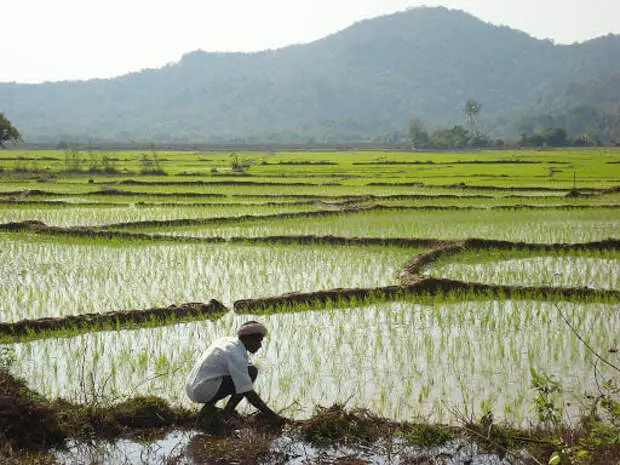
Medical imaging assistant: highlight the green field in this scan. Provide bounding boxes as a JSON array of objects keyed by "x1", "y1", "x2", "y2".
[{"x1": 0, "y1": 147, "x2": 618, "y2": 428}]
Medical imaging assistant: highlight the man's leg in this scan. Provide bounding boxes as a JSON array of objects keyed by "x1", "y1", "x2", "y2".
[
  {"x1": 196, "y1": 377, "x2": 236, "y2": 422},
  {"x1": 223, "y1": 365, "x2": 258, "y2": 414}
]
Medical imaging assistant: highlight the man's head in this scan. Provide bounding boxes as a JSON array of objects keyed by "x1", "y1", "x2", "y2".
[{"x1": 237, "y1": 321, "x2": 267, "y2": 354}]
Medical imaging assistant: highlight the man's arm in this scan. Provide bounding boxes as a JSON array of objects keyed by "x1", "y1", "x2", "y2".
[{"x1": 228, "y1": 390, "x2": 285, "y2": 423}]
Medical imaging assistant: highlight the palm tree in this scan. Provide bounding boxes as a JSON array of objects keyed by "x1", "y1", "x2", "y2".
[{"x1": 463, "y1": 99, "x2": 482, "y2": 138}]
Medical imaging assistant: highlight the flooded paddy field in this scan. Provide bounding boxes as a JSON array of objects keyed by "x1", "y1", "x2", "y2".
[
  {"x1": 0, "y1": 148, "x2": 618, "y2": 464},
  {"x1": 125, "y1": 206, "x2": 619, "y2": 243},
  {"x1": 0, "y1": 232, "x2": 421, "y2": 320},
  {"x1": 6, "y1": 298, "x2": 617, "y2": 426},
  {"x1": 0, "y1": 202, "x2": 327, "y2": 227},
  {"x1": 425, "y1": 248, "x2": 620, "y2": 289}
]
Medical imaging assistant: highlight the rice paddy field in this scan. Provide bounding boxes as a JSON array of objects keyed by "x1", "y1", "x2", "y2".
[{"x1": 0, "y1": 147, "x2": 618, "y2": 428}]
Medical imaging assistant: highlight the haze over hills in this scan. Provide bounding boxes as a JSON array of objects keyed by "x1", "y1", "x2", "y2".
[{"x1": 1, "y1": 6, "x2": 620, "y2": 144}]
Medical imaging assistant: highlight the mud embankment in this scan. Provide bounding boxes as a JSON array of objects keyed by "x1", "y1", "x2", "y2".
[
  {"x1": 235, "y1": 237, "x2": 619, "y2": 313},
  {"x1": 366, "y1": 182, "x2": 618, "y2": 193},
  {"x1": 234, "y1": 277, "x2": 619, "y2": 313},
  {"x1": 97, "y1": 206, "x2": 372, "y2": 229},
  {"x1": 0, "y1": 188, "x2": 227, "y2": 198},
  {"x1": 2, "y1": 221, "x2": 616, "y2": 253},
  {"x1": 353, "y1": 159, "x2": 570, "y2": 165},
  {"x1": 98, "y1": 203, "x2": 619, "y2": 230},
  {"x1": 4, "y1": 188, "x2": 616, "y2": 203},
  {"x1": 114, "y1": 179, "x2": 317, "y2": 186},
  {"x1": 2, "y1": 220, "x2": 617, "y2": 325},
  {"x1": 0, "y1": 300, "x2": 226, "y2": 338},
  {"x1": 0, "y1": 220, "x2": 229, "y2": 243}
]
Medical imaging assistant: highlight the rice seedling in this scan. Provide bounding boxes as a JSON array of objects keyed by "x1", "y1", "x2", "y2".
[
  {"x1": 1, "y1": 147, "x2": 618, "y2": 441},
  {"x1": 0, "y1": 231, "x2": 423, "y2": 321},
  {"x1": 133, "y1": 206, "x2": 619, "y2": 243},
  {"x1": 431, "y1": 256, "x2": 619, "y2": 289},
  {"x1": 0, "y1": 202, "x2": 323, "y2": 227}
]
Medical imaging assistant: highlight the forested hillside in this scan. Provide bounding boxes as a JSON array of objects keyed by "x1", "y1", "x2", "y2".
[
  {"x1": 1, "y1": 7, "x2": 619, "y2": 143},
  {"x1": 502, "y1": 70, "x2": 620, "y2": 142}
]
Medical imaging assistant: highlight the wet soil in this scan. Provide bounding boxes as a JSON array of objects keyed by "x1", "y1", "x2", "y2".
[
  {"x1": 234, "y1": 277, "x2": 619, "y2": 313},
  {"x1": 0, "y1": 300, "x2": 226, "y2": 338}
]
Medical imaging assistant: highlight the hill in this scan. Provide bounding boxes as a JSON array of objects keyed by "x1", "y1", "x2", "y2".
[
  {"x1": 1, "y1": 7, "x2": 620, "y2": 143},
  {"x1": 501, "y1": 69, "x2": 620, "y2": 142}
]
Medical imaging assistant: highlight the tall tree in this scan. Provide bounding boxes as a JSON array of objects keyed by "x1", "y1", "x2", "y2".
[
  {"x1": 0, "y1": 113, "x2": 22, "y2": 147},
  {"x1": 463, "y1": 99, "x2": 482, "y2": 138}
]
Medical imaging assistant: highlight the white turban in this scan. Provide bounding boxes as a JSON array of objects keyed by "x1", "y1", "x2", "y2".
[{"x1": 237, "y1": 321, "x2": 268, "y2": 338}]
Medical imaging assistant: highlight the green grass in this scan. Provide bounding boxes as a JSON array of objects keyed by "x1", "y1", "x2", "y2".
[{"x1": 2, "y1": 147, "x2": 619, "y2": 187}]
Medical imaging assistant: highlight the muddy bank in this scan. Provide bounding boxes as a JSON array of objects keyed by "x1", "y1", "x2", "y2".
[
  {"x1": 0, "y1": 188, "x2": 227, "y2": 198},
  {"x1": 234, "y1": 277, "x2": 619, "y2": 312},
  {"x1": 114, "y1": 179, "x2": 319, "y2": 186},
  {"x1": 401, "y1": 241, "x2": 467, "y2": 277},
  {"x1": 5, "y1": 189, "x2": 613, "y2": 203},
  {"x1": 135, "y1": 200, "x2": 321, "y2": 207},
  {"x1": 231, "y1": 235, "x2": 442, "y2": 247},
  {"x1": 2, "y1": 221, "x2": 616, "y2": 253},
  {"x1": 1, "y1": 381, "x2": 548, "y2": 465},
  {"x1": 98, "y1": 206, "x2": 368, "y2": 229},
  {"x1": 353, "y1": 159, "x2": 568, "y2": 165},
  {"x1": 0, "y1": 300, "x2": 226, "y2": 339},
  {"x1": 1, "y1": 364, "x2": 616, "y2": 464},
  {"x1": 366, "y1": 182, "x2": 615, "y2": 193},
  {"x1": 0, "y1": 220, "x2": 231, "y2": 243},
  {"x1": 0, "y1": 199, "x2": 125, "y2": 207},
  {"x1": 0, "y1": 189, "x2": 59, "y2": 197},
  {"x1": 88, "y1": 188, "x2": 227, "y2": 198},
  {"x1": 100, "y1": 203, "x2": 618, "y2": 230},
  {"x1": 0, "y1": 199, "x2": 328, "y2": 208},
  {"x1": 0, "y1": 368, "x2": 548, "y2": 465},
  {"x1": 0, "y1": 372, "x2": 64, "y2": 452}
]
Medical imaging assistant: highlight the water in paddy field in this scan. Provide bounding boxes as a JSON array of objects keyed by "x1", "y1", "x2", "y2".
[
  {"x1": 8, "y1": 300, "x2": 618, "y2": 428},
  {"x1": 427, "y1": 256, "x2": 620, "y2": 289},
  {"x1": 0, "y1": 236, "x2": 418, "y2": 320},
  {"x1": 54, "y1": 428, "x2": 529, "y2": 464}
]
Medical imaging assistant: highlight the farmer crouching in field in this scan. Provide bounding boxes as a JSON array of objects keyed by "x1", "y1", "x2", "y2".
[{"x1": 186, "y1": 321, "x2": 286, "y2": 427}]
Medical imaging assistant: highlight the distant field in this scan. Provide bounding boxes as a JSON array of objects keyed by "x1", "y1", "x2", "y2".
[
  {"x1": 1, "y1": 147, "x2": 619, "y2": 187},
  {"x1": 120, "y1": 207, "x2": 619, "y2": 243},
  {"x1": 0, "y1": 147, "x2": 618, "y2": 427}
]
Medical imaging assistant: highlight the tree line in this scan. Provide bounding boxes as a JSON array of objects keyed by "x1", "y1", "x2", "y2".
[
  {"x1": 0, "y1": 113, "x2": 22, "y2": 147},
  {"x1": 403, "y1": 100, "x2": 618, "y2": 149}
]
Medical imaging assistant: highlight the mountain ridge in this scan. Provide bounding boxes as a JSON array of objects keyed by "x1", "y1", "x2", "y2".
[{"x1": 2, "y1": 7, "x2": 619, "y2": 143}]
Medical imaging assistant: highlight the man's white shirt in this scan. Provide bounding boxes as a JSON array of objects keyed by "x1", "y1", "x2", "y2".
[{"x1": 186, "y1": 336, "x2": 254, "y2": 403}]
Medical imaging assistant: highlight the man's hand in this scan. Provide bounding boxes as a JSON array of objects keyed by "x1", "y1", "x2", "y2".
[
  {"x1": 265, "y1": 411, "x2": 287, "y2": 427},
  {"x1": 244, "y1": 390, "x2": 287, "y2": 427}
]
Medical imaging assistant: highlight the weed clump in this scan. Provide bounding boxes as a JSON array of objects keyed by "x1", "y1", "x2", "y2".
[
  {"x1": 53, "y1": 396, "x2": 193, "y2": 439},
  {"x1": 108, "y1": 396, "x2": 179, "y2": 428},
  {"x1": 399, "y1": 423, "x2": 458, "y2": 446},
  {"x1": 298, "y1": 404, "x2": 392, "y2": 445}
]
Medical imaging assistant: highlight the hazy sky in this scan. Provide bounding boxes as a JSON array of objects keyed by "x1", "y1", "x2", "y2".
[{"x1": 2, "y1": 0, "x2": 618, "y2": 84}]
